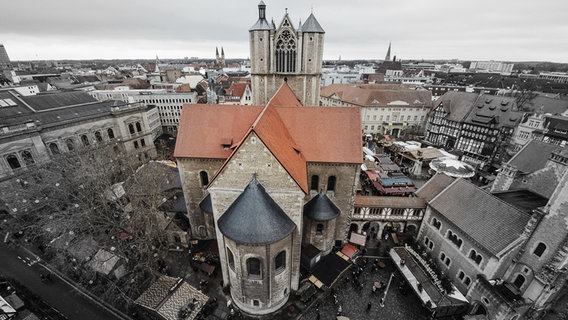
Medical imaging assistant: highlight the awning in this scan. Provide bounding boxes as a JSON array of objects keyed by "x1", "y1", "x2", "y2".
[{"x1": 341, "y1": 244, "x2": 358, "y2": 259}]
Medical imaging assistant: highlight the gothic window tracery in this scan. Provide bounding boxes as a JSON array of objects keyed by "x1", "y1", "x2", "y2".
[{"x1": 275, "y1": 30, "x2": 296, "y2": 73}]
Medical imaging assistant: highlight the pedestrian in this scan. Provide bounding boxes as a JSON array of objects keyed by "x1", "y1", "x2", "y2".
[{"x1": 366, "y1": 302, "x2": 372, "y2": 312}]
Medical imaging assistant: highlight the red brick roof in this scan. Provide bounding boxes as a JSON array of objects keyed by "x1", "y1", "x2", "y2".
[
  {"x1": 174, "y1": 83, "x2": 362, "y2": 193},
  {"x1": 226, "y1": 82, "x2": 249, "y2": 98}
]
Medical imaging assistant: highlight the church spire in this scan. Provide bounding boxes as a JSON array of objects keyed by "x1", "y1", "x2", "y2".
[{"x1": 385, "y1": 41, "x2": 391, "y2": 61}]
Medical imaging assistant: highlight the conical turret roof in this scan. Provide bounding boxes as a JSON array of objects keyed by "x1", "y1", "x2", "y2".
[
  {"x1": 303, "y1": 191, "x2": 340, "y2": 221},
  {"x1": 218, "y1": 179, "x2": 296, "y2": 245},
  {"x1": 300, "y1": 13, "x2": 325, "y2": 33}
]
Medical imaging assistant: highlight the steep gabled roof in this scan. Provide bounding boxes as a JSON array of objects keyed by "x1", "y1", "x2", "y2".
[
  {"x1": 301, "y1": 13, "x2": 325, "y2": 33},
  {"x1": 415, "y1": 173, "x2": 455, "y2": 203},
  {"x1": 508, "y1": 140, "x2": 559, "y2": 174},
  {"x1": 218, "y1": 179, "x2": 296, "y2": 245},
  {"x1": 430, "y1": 179, "x2": 530, "y2": 256}
]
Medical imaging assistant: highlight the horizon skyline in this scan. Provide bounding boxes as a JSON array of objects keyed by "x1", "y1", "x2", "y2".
[{"x1": 1, "y1": 1, "x2": 567, "y2": 64}]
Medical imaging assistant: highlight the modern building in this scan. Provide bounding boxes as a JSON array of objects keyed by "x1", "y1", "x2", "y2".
[
  {"x1": 0, "y1": 89, "x2": 157, "y2": 180},
  {"x1": 469, "y1": 61, "x2": 514, "y2": 75},
  {"x1": 87, "y1": 89, "x2": 197, "y2": 136},
  {"x1": 249, "y1": 2, "x2": 324, "y2": 106},
  {"x1": 174, "y1": 83, "x2": 361, "y2": 315},
  {"x1": 320, "y1": 83, "x2": 432, "y2": 139}
]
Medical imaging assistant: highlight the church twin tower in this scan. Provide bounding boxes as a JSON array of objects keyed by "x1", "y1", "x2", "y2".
[{"x1": 249, "y1": 1, "x2": 325, "y2": 106}]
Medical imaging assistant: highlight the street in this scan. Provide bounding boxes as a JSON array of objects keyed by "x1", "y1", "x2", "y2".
[{"x1": 0, "y1": 243, "x2": 128, "y2": 320}]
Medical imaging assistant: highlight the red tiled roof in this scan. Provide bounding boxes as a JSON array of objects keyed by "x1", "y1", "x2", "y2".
[
  {"x1": 175, "y1": 83, "x2": 191, "y2": 92},
  {"x1": 174, "y1": 83, "x2": 362, "y2": 193},
  {"x1": 226, "y1": 82, "x2": 249, "y2": 98}
]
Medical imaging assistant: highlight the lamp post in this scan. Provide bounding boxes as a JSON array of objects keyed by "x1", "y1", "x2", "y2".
[{"x1": 380, "y1": 272, "x2": 395, "y2": 307}]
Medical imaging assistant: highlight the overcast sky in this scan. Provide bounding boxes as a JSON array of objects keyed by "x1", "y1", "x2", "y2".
[{"x1": 1, "y1": 0, "x2": 567, "y2": 63}]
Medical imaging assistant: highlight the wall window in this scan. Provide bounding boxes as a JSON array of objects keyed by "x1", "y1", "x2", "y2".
[
  {"x1": 327, "y1": 176, "x2": 336, "y2": 192},
  {"x1": 275, "y1": 29, "x2": 297, "y2": 73},
  {"x1": 533, "y1": 242, "x2": 546, "y2": 257},
  {"x1": 199, "y1": 171, "x2": 209, "y2": 187},
  {"x1": 66, "y1": 138, "x2": 75, "y2": 151},
  {"x1": 513, "y1": 274, "x2": 525, "y2": 288},
  {"x1": 227, "y1": 248, "x2": 235, "y2": 271},
  {"x1": 107, "y1": 128, "x2": 115, "y2": 139},
  {"x1": 458, "y1": 271, "x2": 465, "y2": 281},
  {"x1": 95, "y1": 131, "x2": 103, "y2": 142},
  {"x1": 140, "y1": 138, "x2": 146, "y2": 147},
  {"x1": 464, "y1": 277, "x2": 471, "y2": 287},
  {"x1": 440, "y1": 252, "x2": 451, "y2": 267},
  {"x1": 81, "y1": 134, "x2": 90, "y2": 147},
  {"x1": 49, "y1": 143, "x2": 60, "y2": 155},
  {"x1": 316, "y1": 223, "x2": 324, "y2": 235},
  {"x1": 20, "y1": 150, "x2": 34, "y2": 165},
  {"x1": 133, "y1": 141, "x2": 139, "y2": 149},
  {"x1": 128, "y1": 123, "x2": 135, "y2": 134},
  {"x1": 447, "y1": 230, "x2": 463, "y2": 249},
  {"x1": 275, "y1": 251, "x2": 286, "y2": 272},
  {"x1": 469, "y1": 249, "x2": 483, "y2": 265},
  {"x1": 136, "y1": 121, "x2": 142, "y2": 132},
  {"x1": 310, "y1": 175, "x2": 319, "y2": 191},
  {"x1": 247, "y1": 258, "x2": 261, "y2": 278},
  {"x1": 431, "y1": 217, "x2": 441, "y2": 230},
  {"x1": 6, "y1": 154, "x2": 21, "y2": 169}
]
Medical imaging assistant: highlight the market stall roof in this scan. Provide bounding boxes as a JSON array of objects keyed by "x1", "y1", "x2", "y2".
[{"x1": 429, "y1": 157, "x2": 475, "y2": 178}]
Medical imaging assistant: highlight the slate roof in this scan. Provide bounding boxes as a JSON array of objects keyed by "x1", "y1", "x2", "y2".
[
  {"x1": 198, "y1": 194, "x2": 212, "y2": 214},
  {"x1": 0, "y1": 89, "x2": 131, "y2": 127},
  {"x1": 509, "y1": 165, "x2": 559, "y2": 199},
  {"x1": 303, "y1": 192, "x2": 340, "y2": 221},
  {"x1": 135, "y1": 276, "x2": 208, "y2": 320},
  {"x1": 465, "y1": 95, "x2": 522, "y2": 128},
  {"x1": 123, "y1": 161, "x2": 181, "y2": 196},
  {"x1": 300, "y1": 13, "x2": 325, "y2": 33},
  {"x1": 508, "y1": 140, "x2": 559, "y2": 173},
  {"x1": 321, "y1": 84, "x2": 431, "y2": 107},
  {"x1": 492, "y1": 189, "x2": 548, "y2": 213},
  {"x1": 520, "y1": 95, "x2": 568, "y2": 114},
  {"x1": 159, "y1": 193, "x2": 187, "y2": 213},
  {"x1": 432, "y1": 91, "x2": 478, "y2": 122},
  {"x1": 430, "y1": 179, "x2": 530, "y2": 256},
  {"x1": 218, "y1": 179, "x2": 296, "y2": 245}
]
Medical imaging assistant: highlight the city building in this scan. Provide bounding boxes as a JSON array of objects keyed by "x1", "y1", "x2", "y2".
[
  {"x1": 174, "y1": 83, "x2": 361, "y2": 315},
  {"x1": 417, "y1": 143, "x2": 568, "y2": 319},
  {"x1": 424, "y1": 92, "x2": 524, "y2": 170},
  {"x1": 249, "y1": 2, "x2": 324, "y2": 106},
  {"x1": 0, "y1": 89, "x2": 157, "y2": 180},
  {"x1": 320, "y1": 83, "x2": 432, "y2": 139},
  {"x1": 469, "y1": 61, "x2": 514, "y2": 75},
  {"x1": 87, "y1": 89, "x2": 197, "y2": 136}
]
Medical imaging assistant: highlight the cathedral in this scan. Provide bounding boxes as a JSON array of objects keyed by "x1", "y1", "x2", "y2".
[
  {"x1": 174, "y1": 83, "x2": 361, "y2": 315},
  {"x1": 249, "y1": 1, "x2": 325, "y2": 106},
  {"x1": 174, "y1": 3, "x2": 361, "y2": 315}
]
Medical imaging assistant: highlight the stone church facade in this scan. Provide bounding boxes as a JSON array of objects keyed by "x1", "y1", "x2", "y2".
[
  {"x1": 249, "y1": 1, "x2": 324, "y2": 106},
  {"x1": 174, "y1": 84, "x2": 361, "y2": 315}
]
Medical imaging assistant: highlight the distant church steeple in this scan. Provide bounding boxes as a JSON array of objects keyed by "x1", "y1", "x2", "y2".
[{"x1": 385, "y1": 41, "x2": 392, "y2": 61}]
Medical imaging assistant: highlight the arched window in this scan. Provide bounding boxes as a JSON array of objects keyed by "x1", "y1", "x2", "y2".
[
  {"x1": 247, "y1": 258, "x2": 261, "y2": 278},
  {"x1": 136, "y1": 121, "x2": 142, "y2": 132},
  {"x1": 49, "y1": 143, "x2": 60, "y2": 155},
  {"x1": 275, "y1": 251, "x2": 286, "y2": 272},
  {"x1": 513, "y1": 274, "x2": 525, "y2": 288},
  {"x1": 533, "y1": 242, "x2": 546, "y2": 257},
  {"x1": 469, "y1": 249, "x2": 483, "y2": 265},
  {"x1": 107, "y1": 128, "x2": 115, "y2": 139},
  {"x1": 227, "y1": 248, "x2": 235, "y2": 271},
  {"x1": 81, "y1": 134, "x2": 90, "y2": 146},
  {"x1": 20, "y1": 150, "x2": 34, "y2": 165},
  {"x1": 66, "y1": 138, "x2": 75, "y2": 151},
  {"x1": 310, "y1": 175, "x2": 319, "y2": 191},
  {"x1": 316, "y1": 223, "x2": 324, "y2": 235},
  {"x1": 6, "y1": 154, "x2": 21, "y2": 169},
  {"x1": 128, "y1": 123, "x2": 135, "y2": 134},
  {"x1": 199, "y1": 171, "x2": 209, "y2": 187},
  {"x1": 327, "y1": 176, "x2": 336, "y2": 192},
  {"x1": 275, "y1": 29, "x2": 297, "y2": 73},
  {"x1": 95, "y1": 131, "x2": 103, "y2": 142}
]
